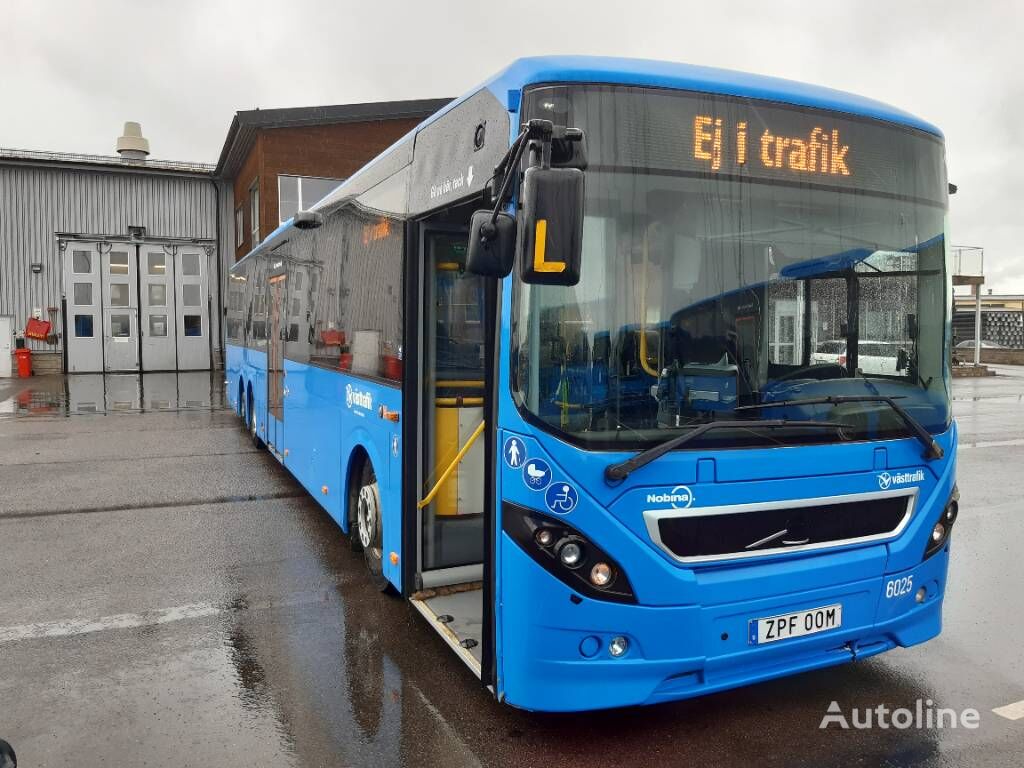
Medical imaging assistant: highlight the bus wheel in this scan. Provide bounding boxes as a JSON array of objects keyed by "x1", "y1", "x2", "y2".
[
  {"x1": 249, "y1": 401, "x2": 264, "y2": 450},
  {"x1": 355, "y1": 465, "x2": 388, "y2": 592}
]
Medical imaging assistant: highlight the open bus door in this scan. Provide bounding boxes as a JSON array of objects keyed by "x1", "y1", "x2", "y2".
[{"x1": 405, "y1": 219, "x2": 496, "y2": 685}]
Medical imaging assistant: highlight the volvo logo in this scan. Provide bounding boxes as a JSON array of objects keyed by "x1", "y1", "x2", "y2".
[
  {"x1": 745, "y1": 528, "x2": 812, "y2": 551},
  {"x1": 646, "y1": 485, "x2": 694, "y2": 509}
]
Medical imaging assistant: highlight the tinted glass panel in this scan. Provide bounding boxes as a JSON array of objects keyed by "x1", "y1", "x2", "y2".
[
  {"x1": 73, "y1": 250, "x2": 92, "y2": 274},
  {"x1": 149, "y1": 315, "x2": 168, "y2": 337},
  {"x1": 181, "y1": 253, "x2": 200, "y2": 276},
  {"x1": 73, "y1": 283, "x2": 92, "y2": 306},
  {"x1": 148, "y1": 284, "x2": 166, "y2": 306},
  {"x1": 74, "y1": 314, "x2": 94, "y2": 337},
  {"x1": 109, "y1": 251, "x2": 129, "y2": 275},
  {"x1": 182, "y1": 284, "x2": 200, "y2": 307},
  {"x1": 110, "y1": 314, "x2": 131, "y2": 337},
  {"x1": 109, "y1": 283, "x2": 129, "y2": 307},
  {"x1": 183, "y1": 315, "x2": 202, "y2": 337},
  {"x1": 147, "y1": 252, "x2": 165, "y2": 274}
]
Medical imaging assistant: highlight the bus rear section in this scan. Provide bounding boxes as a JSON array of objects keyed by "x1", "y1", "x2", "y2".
[{"x1": 490, "y1": 77, "x2": 955, "y2": 711}]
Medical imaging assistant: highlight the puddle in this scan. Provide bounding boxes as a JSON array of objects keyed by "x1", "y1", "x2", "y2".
[{"x1": 0, "y1": 372, "x2": 225, "y2": 418}]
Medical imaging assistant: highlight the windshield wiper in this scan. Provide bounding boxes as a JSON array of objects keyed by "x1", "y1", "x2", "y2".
[
  {"x1": 604, "y1": 419, "x2": 850, "y2": 482},
  {"x1": 735, "y1": 395, "x2": 943, "y2": 460}
]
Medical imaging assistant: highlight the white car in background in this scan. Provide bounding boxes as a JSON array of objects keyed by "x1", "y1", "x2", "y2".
[{"x1": 811, "y1": 339, "x2": 905, "y2": 375}]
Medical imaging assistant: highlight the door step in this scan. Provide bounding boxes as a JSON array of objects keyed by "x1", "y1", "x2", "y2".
[{"x1": 410, "y1": 586, "x2": 483, "y2": 678}]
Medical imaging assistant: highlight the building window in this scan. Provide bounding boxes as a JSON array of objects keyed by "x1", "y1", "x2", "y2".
[
  {"x1": 148, "y1": 284, "x2": 166, "y2": 306},
  {"x1": 182, "y1": 252, "x2": 200, "y2": 276},
  {"x1": 149, "y1": 315, "x2": 168, "y2": 337},
  {"x1": 147, "y1": 252, "x2": 165, "y2": 274},
  {"x1": 109, "y1": 251, "x2": 130, "y2": 275},
  {"x1": 74, "y1": 314, "x2": 94, "y2": 337},
  {"x1": 235, "y1": 206, "x2": 245, "y2": 249},
  {"x1": 72, "y1": 250, "x2": 92, "y2": 274},
  {"x1": 250, "y1": 181, "x2": 260, "y2": 248},
  {"x1": 110, "y1": 314, "x2": 132, "y2": 338},
  {"x1": 73, "y1": 283, "x2": 92, "y2": 306},
  {"x1": 182, "y1": 284, "x2": 201, "y2": 307},
  {"x1": 278, "y1": 175, "x2": 344, "y2": 223},
  {"x1": 183, "y1": 315, "x2": 203, "y2": 337},
  {"x1": 109, "y1": 283, "x2": 130, "y2": 307}
]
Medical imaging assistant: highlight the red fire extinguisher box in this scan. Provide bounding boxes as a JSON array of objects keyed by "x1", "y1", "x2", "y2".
[{"x1": 25, "y1": 318, "x2": 51, "y2": 341}]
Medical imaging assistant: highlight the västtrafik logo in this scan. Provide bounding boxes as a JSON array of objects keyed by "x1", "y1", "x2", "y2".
[
  {"x1": 345, "y1": 384, "x2": 373, "y2": 410},
  {"x1": 877, "y1": 470, "x2": 924, "y2": 490}
]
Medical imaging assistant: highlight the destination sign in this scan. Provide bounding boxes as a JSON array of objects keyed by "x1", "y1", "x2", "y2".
[{"x1": 522, "y1": 85, "x2": 947, "y2": 205}]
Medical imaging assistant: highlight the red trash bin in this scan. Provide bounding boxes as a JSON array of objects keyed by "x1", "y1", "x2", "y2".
[{"x1": 14, "y1": 348, "x2": 32, "y2": 378}]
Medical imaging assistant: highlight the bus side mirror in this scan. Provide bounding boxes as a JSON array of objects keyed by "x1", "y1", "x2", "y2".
[
  {"x1": 466, "y1": 211, "x2": 516, "y2": 278},
  {"x1": 519, "y1": 166, "x2": 584, "y2": 286}
]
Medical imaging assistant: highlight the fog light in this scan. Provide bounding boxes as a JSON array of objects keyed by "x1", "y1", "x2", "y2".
[
  {"x1": 559, "y1": 541, "x2": 584, "y2": 568},
  {"x1": 944, "y1": 501, "x2": 958, "y2": 525},
  {"x1": 609, "y1": 636, "x2": 629, "y2": 657},
  {"x1": 590, "y1": 562, "x2": 614, "y2": 587},
  {"x1": 915, "y1": 586, "x2": 927, "y2": 603},
  {"x1": 535, "y1": 528, "x2": 554, "y2": 547},
  {"x1": 931, "y1": 522, "x2": 946, "y2": 544}
]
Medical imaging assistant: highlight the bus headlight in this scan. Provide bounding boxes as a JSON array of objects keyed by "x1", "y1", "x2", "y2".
[
  {"x1": 558, "y1": 540, "x2": 584, "y2": 568},
  {"x1": 589, "y1": 562, "x2": 614, "y2": 587},
  {"x1": 503, "y1": 502, "x2": 636, "y2": 603},
  {"x1": 609, "y1": 636, "x2": 629, "y2": 657},
  {"x1": 924, "y1": 485, "x2": 958, "y2": 560}
]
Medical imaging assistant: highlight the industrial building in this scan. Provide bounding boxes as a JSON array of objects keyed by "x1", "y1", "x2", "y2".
[
  {"x1": 0, "y1": 126, "x2": 223, "y2": 375},
  {"x1": 0, "y1": 97, "x2": 449, "y2": 377}
]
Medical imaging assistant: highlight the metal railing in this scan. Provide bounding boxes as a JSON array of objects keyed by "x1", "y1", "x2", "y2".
[{"x1": 951, "y1": 245, "x2": 984, "y2": 277}]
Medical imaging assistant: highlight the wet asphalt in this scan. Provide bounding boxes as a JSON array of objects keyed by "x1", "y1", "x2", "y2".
[{"x1": 0, "y1": 369, "x2": 1022, "y2": 767}]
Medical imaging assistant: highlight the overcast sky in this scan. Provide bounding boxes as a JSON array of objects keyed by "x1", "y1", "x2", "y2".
[{"x1": 3, "y1": 0, "x2": 1021, "y2": 291}]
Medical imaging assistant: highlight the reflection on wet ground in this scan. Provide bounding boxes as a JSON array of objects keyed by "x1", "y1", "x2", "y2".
[
  {"x1": 0, "y1": 368, "x2": 1023, "y2": 766},
  {"x1": 0, "y1": 371, "x2": 225, "y2": 417}
]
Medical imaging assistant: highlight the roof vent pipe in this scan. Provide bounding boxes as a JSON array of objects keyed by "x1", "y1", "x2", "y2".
[{"x1": 116, "y1": 122, "x2": 150, "y2": 161}]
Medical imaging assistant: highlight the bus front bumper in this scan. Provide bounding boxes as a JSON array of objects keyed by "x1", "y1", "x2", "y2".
[{"x1": 498, "y1": 537, "x2": 949, "y2": 712}]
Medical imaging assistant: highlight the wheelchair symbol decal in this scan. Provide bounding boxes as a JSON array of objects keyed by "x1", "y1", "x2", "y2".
[
  {"x1": 545, "y1": 483, "x2": 578, "y2": 514},
  {"x1": 522, "y1": 458, "x2": 552, "y2": 491}
]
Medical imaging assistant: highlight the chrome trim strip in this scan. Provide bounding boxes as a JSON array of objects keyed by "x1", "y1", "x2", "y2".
[{"x1": 643, "y1": 487, "x2": 919, "y2": 565}]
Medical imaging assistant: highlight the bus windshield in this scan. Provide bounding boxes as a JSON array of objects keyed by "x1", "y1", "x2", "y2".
[{"x1": 513, "y1": 84, "x2": 950, "y2": 449}]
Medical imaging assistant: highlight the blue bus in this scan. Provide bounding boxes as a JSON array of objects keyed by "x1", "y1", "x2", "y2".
[{"x1": 225, "y1": 56, "x2": 957, "y2": 712}]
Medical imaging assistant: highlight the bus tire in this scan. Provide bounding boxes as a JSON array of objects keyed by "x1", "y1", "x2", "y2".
[
  {"x1": 249, "y1": 397, "x2": 264, "y2": 450},
  {"x1": 355, "y1": 464, "x2": 389, "y2": 592}
]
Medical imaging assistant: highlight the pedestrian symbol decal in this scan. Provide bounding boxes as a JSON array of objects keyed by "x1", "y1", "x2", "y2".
[
  {"x1": 503, "y1": 436, "x2": 525, "y2": 468},
  {"x1": 545, "y1": 483, "x2": 578, "y2": 514},
  {"x1": 522, "y1": 458, "x2": 552, "y2": 491}
]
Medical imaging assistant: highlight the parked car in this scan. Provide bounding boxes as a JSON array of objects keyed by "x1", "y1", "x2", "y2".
[
  {"x1": 955, "y1": 339, "x2": 1007, "y2": 349},
  {"x1": 811, "y1": 339, "x2": 906, "y2": 375}
]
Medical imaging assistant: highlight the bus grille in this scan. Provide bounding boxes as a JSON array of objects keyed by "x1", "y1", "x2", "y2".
[{"x1": 647, "y1": 490, "x2": 916, "y2": 564}]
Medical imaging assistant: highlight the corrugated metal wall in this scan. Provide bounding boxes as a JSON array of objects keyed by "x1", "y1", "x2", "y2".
[{"x1": 0, "y1": 162, "x2": 218, "y2": 356}]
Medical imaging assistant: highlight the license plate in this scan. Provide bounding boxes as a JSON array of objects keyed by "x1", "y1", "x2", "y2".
[{"x1": 749, "y1": 603, "x2": 842, "y2": 645}]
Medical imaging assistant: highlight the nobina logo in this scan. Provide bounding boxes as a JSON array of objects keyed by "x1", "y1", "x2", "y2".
[
  {"x1": 345, "y1": 384, "x2": 373, "y2": 410},
  {"x1": 877, "y1": 470, "x2": 925, "y2": 490},
  {"x1": 646, "y1": 484, "x2": 695, "y2": 509}
]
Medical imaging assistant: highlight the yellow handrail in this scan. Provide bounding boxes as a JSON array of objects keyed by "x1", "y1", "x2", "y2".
[
  {"x1": 435, "y1": 396, "x2": 484, "y2": 407},
  {"x1": 417, "y1": 421, "x2": 486, "y2": 510},
  {"x1": 638, "y1": 227, "x2": 661, "y2": 378}
]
